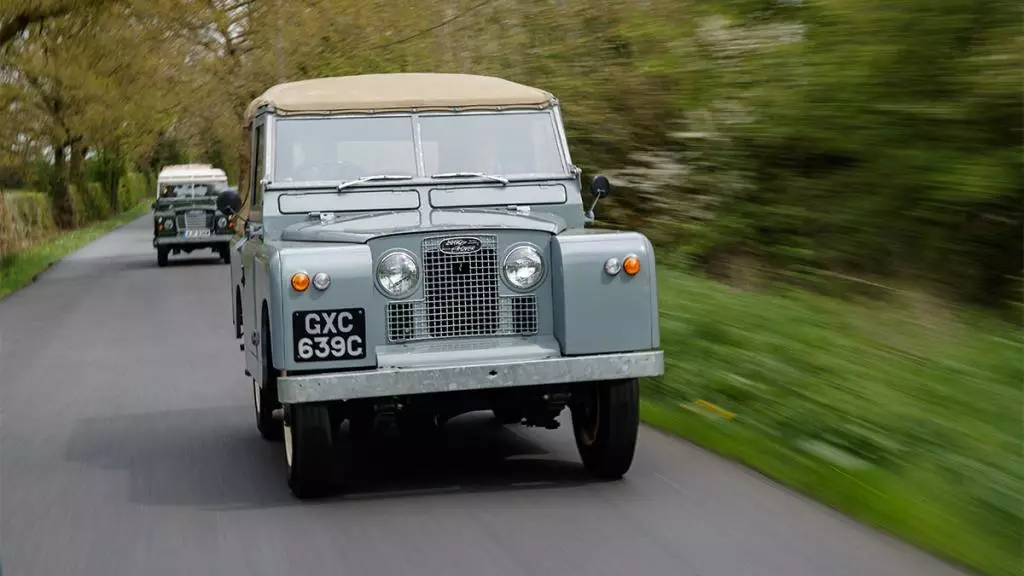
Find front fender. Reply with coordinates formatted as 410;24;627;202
270;244;381;372
550;230;660;355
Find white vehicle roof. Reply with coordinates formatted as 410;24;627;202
157;164;228;186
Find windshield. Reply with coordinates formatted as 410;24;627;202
419;112;564;176
273;111;566;183
158;182;224;199
275;116;418;182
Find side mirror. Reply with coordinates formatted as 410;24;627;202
590;175;612;198
217;189;241;216
585;174;612;224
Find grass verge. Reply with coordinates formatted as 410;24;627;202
0;203;150;300
641;267;1022;576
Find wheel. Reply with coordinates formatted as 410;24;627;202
157;247;168;267
492;408;523;425
255;314;283;441
571;378;640;479
284;403;336;499
219;244;230;264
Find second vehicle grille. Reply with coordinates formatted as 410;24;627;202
178;210;210;230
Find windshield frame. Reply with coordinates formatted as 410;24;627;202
266;108;573;189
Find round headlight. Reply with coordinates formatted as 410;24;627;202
217;216;227;228
164;218;175;229
503;245;544;290
376;250;419;299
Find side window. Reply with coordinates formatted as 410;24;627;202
252;124;265;210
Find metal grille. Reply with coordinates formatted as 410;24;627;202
384;234;539;343
387;295;538;343
423;234;500;339
178;210;210;230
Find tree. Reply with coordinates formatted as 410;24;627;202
0;0;112;49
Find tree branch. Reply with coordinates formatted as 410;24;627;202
0;5;74;48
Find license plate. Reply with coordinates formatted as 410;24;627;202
183;229;211;238
292;308;367;362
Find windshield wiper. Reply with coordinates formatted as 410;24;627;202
337;174;413;191
430;172;509;186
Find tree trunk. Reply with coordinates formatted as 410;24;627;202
0;188;15;256
69;142;91;217
110;169;122;213
51;140;74;229
106;145;123;213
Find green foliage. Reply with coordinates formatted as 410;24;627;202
601;0;1022;309
0;191;56;255
3;191;55;232
69;182;112;225
645;266;1023;576
0;171;148;256
117;171;149;210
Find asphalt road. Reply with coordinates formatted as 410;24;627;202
0;217;970;576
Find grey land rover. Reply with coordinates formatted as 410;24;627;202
216;73;664;499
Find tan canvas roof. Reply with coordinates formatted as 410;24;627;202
243;73;554;123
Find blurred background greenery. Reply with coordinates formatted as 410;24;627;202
1;1;1021;574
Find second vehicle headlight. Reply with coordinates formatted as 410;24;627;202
503;245;544;290
376;250;419;298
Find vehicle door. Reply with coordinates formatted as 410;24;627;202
242;119;267;379
229;219;248;339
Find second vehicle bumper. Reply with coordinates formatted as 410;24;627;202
277;350;664;404
153;234;233;247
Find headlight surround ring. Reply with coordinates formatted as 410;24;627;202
375;249;420;299
502;243;545;291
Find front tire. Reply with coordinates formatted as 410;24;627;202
157;247;169;267
284;403;336;499
571;378;640;479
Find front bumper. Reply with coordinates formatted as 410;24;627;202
277;350;664;403
153;234;233;247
